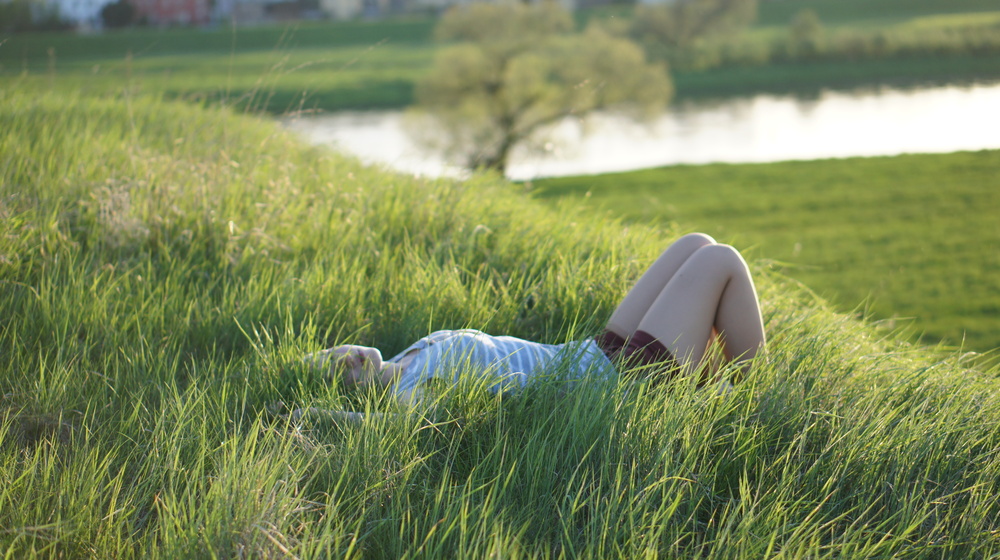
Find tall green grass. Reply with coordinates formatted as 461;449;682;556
3;88;1000;557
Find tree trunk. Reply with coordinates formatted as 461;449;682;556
484;135;514;175
476;123;516;175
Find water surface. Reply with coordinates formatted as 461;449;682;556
282;81;1000;180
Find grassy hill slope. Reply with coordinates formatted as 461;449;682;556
2;89;1000;557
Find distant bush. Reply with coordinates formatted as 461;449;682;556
630;0;758;49
789;8;823;57
100;0;136;28
0;0;32;32
0;0;72;32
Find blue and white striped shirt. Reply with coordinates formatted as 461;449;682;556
387;329;616;397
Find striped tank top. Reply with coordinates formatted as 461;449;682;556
387;329;616;397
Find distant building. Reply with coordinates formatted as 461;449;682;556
214;0;267;23
37;0;602;28
27;0;218;27
214;0;319;23
318;0;393;20
131;0;211;25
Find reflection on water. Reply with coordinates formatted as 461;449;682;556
281;81;1000;180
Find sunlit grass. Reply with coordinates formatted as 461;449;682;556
3;86;1000;557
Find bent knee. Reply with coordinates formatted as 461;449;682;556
673;232;717;249
674;232;717;245
693;243;748;270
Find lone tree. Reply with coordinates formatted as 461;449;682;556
414;1;672;175
631;0;758;50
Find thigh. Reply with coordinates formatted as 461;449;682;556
636;244;759;370
606;233;716;337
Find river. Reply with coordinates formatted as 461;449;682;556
281;80;1000;180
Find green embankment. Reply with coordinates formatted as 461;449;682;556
3;87;1000;558
530;151;1000;355
754;0;1000;27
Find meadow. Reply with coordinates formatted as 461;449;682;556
530;151;1000;355
3;2;1000;555
0;20;438;112
4;85;1000;559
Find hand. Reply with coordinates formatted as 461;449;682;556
305;345;384;387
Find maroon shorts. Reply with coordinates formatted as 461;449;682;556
594;329;680;380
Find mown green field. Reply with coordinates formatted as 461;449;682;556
530;151;1000;355
4;86;1000;559
0;20;437;111
3;0;1000;112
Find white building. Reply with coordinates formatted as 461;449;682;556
214;0;269;23
42;0;106;26
317;0;361;20
318;0;400;20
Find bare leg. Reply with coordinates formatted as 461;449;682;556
635;243;765;375
607;232;717;338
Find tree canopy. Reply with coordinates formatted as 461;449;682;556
414;2;672;175
101;0;137;28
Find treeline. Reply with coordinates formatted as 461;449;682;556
0;0;74;32
640;13;1000;72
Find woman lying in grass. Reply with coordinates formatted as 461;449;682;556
296;233;766;422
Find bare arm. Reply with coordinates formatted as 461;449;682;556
290;407;381;425
289;387;434;427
